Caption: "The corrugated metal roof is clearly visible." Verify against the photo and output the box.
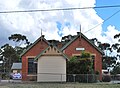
[11,63,22,70]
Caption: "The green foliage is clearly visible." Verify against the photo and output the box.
[0,44,20,74]
[112,33,120,53]
[111,62,120,75]
[67,52,94,74]
[8,34,30,45]
[0,34,31,75]
[83,36,120,75]
[102,75,111,82]
[98,43,110,51]
[81,51,91,58]
[102,56,117,69]
[95,39,118,70]
[70,56,77,62]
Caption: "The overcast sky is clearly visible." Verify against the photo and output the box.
[0,0,120,48]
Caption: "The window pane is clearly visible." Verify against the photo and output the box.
[28,58,37,74]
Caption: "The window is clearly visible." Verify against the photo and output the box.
[28,58,37,74]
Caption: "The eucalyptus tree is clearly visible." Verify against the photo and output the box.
[0,34,31,77]
[0,44,18,74]
[109,33,120,74]
[90,38,117,70]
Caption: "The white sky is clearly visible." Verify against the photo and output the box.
[0,0,120,50]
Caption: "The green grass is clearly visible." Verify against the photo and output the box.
[0,83,120,88]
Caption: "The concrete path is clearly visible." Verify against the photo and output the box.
[110,80,120,84]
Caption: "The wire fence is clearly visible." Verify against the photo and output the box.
[67,74,100,83]
[0,72,100,83]
[0,72,120,83]
[22,73,100,83]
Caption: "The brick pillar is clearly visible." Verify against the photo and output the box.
[22,56,28,81]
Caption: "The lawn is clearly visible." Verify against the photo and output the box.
[0,82,120,88]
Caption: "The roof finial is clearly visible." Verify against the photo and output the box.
[80,24,82,39]
[80,24,81,33]
[41,29,43,43]
[41,29,42,36]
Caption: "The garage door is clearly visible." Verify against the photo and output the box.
[37,56,66,82]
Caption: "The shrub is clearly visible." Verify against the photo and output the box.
[81,51,91,58]
[102,75,111,82]
[95,71,100,75]
[67,74,97,83]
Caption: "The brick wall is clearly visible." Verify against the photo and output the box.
[22,35,102,81]
[22,40,48,81]
[64,37,102,80]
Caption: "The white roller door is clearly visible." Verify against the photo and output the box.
[37,56,66,82]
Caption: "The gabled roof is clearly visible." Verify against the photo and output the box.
[11,63,22,70]
[61,33,103,54]
[20,35,50,57]
[34,45,69,61]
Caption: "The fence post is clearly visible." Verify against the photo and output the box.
[73,74,76,82]
[87,74,88,83]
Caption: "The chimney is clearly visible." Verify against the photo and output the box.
[77,32,80,35]
[41,35,45,38]
[68,35,72,40]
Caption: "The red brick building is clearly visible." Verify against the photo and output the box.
[21,35,49,81]
[21,32,103,81]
